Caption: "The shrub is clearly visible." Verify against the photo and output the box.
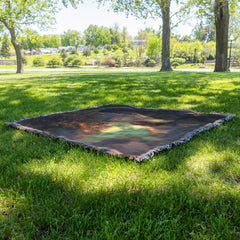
[22,56,28,65]
[82,49,91,57]
[120,43,126,48]
[112,44,119,51]
[70,48,78,55]
[208,54,215,60]
[47,57,62,68]
[64,56,75,66]
[94,48,99,54]
[106,45,112,51]
[200,56,207,64]
[193,55,199,63]
[126,60,134,67]
[103,49,108,55]
[133,58,143,67]
[129,43,134,50]
[94,58,101,66]
[232,48,240,62]
[170,58,185,65]
[122,47,128,53]
[112,55,123,67]
[123,53,130,67]
[173,50,187,59]
[144,58,156,67]
[193,49,199,63]
[71,57,83,67]
[114,49,124,55]
[64,56,83,67]
[171,62,180,68]
[102,57,116,67]
[60,49,68,60]
[33,56,45,67]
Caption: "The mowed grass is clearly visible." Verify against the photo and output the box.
[0,71,239,239]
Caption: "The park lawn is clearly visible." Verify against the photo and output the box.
[0,71,239,239]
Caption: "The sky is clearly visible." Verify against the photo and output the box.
[40,1,195,37]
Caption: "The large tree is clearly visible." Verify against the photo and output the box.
[61,30,83,49]
[214,0,229,72]
[121,27,129,44]
[97,0,179,71]
[0,0,82,73]
[41,34,62,48]
[188,0,239,72]
[84,25,111,47]
[134,28,154,42]
[109,24,121,46]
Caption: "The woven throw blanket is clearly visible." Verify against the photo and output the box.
[5,104,235,162]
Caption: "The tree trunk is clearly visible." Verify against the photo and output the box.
[160,0,172,71]
[214,0,229,72]
[9,27,24,73]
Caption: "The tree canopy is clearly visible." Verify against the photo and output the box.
[229,5,240,40]
[0,0,82,73]
[0,0,59,30]
[61,30,83,49]
[84,25,111,47]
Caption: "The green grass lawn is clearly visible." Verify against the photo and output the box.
[0,71,239,239]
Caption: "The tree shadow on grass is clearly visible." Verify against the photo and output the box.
[0,71,213,119]
[1,142,240,239]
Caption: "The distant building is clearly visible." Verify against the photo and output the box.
[58,46,75,53]
[78,45,89,52]
[132,40,147,47]
[24,50,41,55]
[39,48,58,54]
[97,46,106,50]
